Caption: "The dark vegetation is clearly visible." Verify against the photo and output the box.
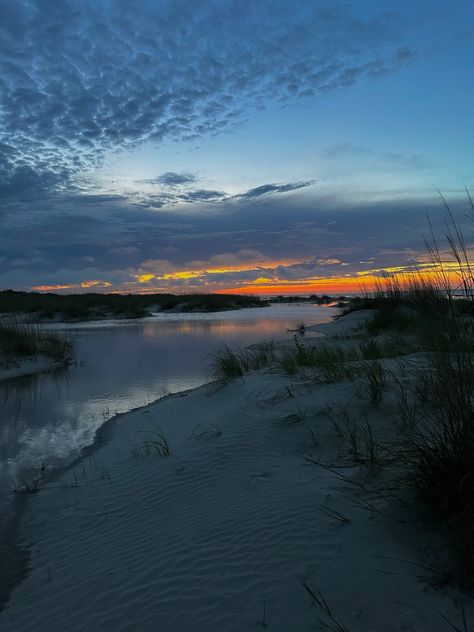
[0,319,72,365]
[211,193,474,585]
[209,343,275,381]
[272,294,347,304]
[332,198,474,585]
[0,291,266,322]
[343,278,473,322]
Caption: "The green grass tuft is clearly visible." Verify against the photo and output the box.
[361,361,388,406]
[209,344,274,381]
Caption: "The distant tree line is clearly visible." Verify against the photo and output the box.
[0,290,266,321]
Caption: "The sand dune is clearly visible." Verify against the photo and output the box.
[1,312,470,631]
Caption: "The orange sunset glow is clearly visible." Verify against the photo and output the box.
[29,260,470,297]
[219,269,464,295]
[133,258,301,284]
[32,280,113,292]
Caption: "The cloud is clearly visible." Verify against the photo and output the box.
[137,172,198,187]
[236,180,315,199]
[179,189,228,202]
[128,178,315,209]
[0,159,66,202]
[107,246,140,256]
[274,264,336,281]
[2,181,463,292]
[134,249,274,280]
[0,1,419,190]
[127,249,305,289]
[1,186,468,293]
[322,143,433,169]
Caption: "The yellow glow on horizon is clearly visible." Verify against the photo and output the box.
[218,263,466,295]
[80,280,112,288]
[137,274,156,283]
[134,258,301,283]
[30,258,471,296]
[32,280,112,292]
[32,284,77,291]
[162,271,202,279]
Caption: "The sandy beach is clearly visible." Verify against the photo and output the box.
[0,357,63,384]
[0,311,471,631]
[2,0,472,628]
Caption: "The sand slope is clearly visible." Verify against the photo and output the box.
[1,316,471,631]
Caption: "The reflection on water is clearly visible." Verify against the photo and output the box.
[0,304,336,501]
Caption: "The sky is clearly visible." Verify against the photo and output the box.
[0,0,473,295]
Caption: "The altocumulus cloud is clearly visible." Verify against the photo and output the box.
[0,0,417,199]
[1,0,462,292]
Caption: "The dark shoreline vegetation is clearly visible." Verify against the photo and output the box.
[0,319,73,368]
[211,204,474,587]
[0,291,266,322]
[270,294,347,305]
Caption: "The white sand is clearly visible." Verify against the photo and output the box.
[0,356,61,383]
[1,312,470,631]
[307,308,376,335]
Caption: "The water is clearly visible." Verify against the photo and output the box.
[0,303,336,501]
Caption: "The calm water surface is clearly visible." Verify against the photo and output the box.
[0,303,336,500]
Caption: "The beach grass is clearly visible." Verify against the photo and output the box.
[132,426,172,457]
[299,579,349,632]
[279,337,358,382]
[0,318,73,364]
[207,195,474,586]
[400,347,474,584]
[360,360,387,405]
[209,344,275,381]
[354,197,474,583]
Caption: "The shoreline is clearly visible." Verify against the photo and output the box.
[0,306,264,324]
[0,357,66,384]
[0,380,217,612]
[0,297,268,325]
[1,310,471,631]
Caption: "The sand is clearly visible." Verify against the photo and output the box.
[0,311,471,631]
[0,356,62,383]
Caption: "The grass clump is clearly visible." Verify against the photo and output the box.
[360,361,388,405]
[358,194,474,585]
[358,339,382,360]
[335,414,384,467]
[0,319,72,365]
[299,579,349,632]
[296,321,306,334]
[132,426,172,457]
[401,349,474,584]
[393,380,418,428]
[209,344,274,381]
[358,336,416,360]
[280,336,357,383]
[210,346,243,380]
[366,306,413,335]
